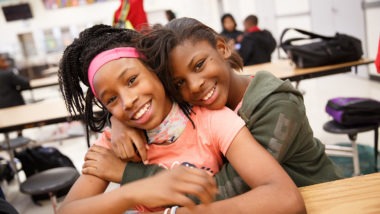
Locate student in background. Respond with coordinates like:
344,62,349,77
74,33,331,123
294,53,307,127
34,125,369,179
220,13,243,50
238,14,277,65
0,54,30,109
112,0,148,31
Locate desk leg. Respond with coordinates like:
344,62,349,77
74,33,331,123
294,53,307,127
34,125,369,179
294,81,305,95
29,89,36,103
374,127,378,172
4,133,20,185
295,81,300,89
353,65,358,74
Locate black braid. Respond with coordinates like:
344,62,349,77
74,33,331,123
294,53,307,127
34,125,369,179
58,24,140,133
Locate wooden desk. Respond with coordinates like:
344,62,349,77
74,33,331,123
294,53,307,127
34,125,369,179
29,75,59,90
41,66,58,76
241,58,374,83
0,99,71,133
300,172,380,213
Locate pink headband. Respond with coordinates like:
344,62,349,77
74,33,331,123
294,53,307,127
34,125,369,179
88,47,141,97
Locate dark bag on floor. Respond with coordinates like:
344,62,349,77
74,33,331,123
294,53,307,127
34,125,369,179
280,28,363,68
15,146,77,202
325,97,380,126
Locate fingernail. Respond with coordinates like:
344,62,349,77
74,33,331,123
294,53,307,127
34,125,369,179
145,144,150,150
143,160,149,164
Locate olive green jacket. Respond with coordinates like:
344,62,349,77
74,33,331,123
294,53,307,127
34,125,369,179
238,71,342,187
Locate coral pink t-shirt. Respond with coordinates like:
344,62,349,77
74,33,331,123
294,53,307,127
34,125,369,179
94,106,245,212
95,106,245,175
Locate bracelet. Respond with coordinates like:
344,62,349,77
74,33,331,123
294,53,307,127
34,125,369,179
170,206,179,214
164,208,171,214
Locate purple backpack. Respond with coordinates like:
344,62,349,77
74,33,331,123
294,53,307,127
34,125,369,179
325,97,380,125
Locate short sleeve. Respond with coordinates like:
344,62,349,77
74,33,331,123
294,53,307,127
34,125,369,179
206,107,245,155
93,128,112,149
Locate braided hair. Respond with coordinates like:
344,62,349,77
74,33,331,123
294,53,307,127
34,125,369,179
58,24,140,133
59,24,195,136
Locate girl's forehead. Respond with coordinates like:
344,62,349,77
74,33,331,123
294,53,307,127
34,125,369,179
178,39,214,49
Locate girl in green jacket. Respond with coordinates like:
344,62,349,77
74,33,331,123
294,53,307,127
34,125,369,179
87,17,342,197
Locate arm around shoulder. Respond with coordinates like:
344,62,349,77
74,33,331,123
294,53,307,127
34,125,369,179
176,127,306,214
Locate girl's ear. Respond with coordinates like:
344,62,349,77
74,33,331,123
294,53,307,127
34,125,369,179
216,37,232,59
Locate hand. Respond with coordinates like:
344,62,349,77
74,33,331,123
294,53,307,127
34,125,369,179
82,145,127,183
236,34,244,43
110,116,148,162
227,39,236,50
126,166,218,208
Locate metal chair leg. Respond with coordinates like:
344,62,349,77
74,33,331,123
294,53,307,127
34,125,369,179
49,192,58,214
351,140,361,176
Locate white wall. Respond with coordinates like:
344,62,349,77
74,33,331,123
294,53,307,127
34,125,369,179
0,0,223,66
144,0,221,31
0,0,119,66
0,0,378,73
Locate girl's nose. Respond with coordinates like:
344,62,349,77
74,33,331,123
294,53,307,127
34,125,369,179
121,92,138,111
188,77,205,94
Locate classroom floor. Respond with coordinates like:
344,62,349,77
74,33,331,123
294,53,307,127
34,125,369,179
1,70,380,214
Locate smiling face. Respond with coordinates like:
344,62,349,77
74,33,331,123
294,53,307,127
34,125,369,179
93,58,172,130
170,39,232,110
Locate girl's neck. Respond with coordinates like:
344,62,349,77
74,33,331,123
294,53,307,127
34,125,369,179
146,102,188,145
226,71,251,110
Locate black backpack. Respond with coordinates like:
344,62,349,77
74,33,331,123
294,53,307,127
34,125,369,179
280,28,363,68
15,146,77,203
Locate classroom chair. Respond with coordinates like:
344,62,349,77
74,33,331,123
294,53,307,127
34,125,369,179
0,136,33,185
323,120,379,176
20,167,79,214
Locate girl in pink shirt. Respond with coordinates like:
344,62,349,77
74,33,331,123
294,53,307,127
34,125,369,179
58,24,304,214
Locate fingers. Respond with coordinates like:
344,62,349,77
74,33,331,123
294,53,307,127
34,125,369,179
108,123,147,161
110,134,138,160
166,166,217,205
82,160,98,176
111,141,128,159
168,193,196,208
134,131,148,162
177,168,217,204
84,145,111,162
121,140,137,160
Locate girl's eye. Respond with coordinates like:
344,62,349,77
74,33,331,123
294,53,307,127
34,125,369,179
106,96,117,105
195,59,205,72
175,79,185,89
128,75,137,87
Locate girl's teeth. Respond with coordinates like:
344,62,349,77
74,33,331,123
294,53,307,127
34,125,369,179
202,87,215,101
134,103,150,119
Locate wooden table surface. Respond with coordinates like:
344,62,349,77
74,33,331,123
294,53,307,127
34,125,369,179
241,58,374,81
0,99,70,132
299,172,380,214
29,75,59,89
